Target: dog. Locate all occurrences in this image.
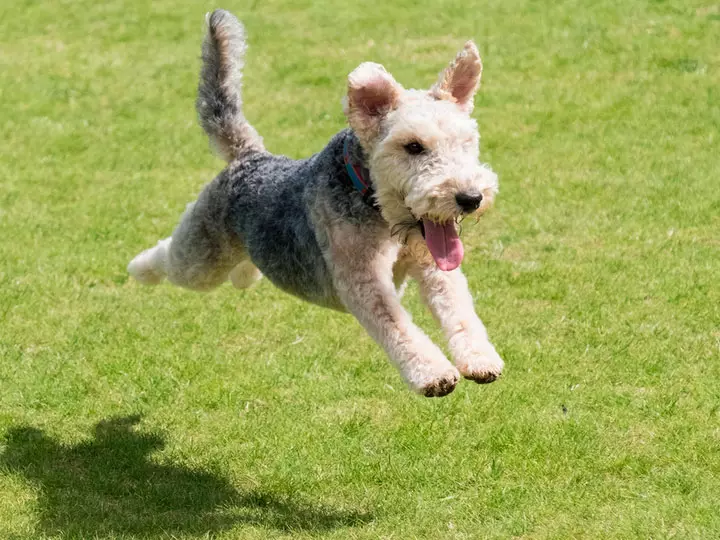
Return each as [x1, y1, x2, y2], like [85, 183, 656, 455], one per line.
[128, 9, 504, 397]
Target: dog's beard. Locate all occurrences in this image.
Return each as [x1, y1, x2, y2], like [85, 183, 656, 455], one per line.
[390, 219, 423, 243]
[389, 217, 463, 242]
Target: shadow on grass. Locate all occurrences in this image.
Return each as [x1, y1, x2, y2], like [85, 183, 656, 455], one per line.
[1, 415, 371, 538]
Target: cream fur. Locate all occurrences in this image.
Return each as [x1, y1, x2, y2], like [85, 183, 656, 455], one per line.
[335, 41, 504, 392]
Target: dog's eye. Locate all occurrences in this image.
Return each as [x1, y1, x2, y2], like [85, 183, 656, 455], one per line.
[403, 142, 425, 155]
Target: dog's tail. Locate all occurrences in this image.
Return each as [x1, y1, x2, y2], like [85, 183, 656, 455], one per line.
[196, 10, 264, 162]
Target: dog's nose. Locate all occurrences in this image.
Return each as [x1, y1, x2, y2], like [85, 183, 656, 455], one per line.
[455, 192, 483, 213]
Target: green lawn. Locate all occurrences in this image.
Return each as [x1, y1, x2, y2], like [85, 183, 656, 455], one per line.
[1, 0, 719, 538]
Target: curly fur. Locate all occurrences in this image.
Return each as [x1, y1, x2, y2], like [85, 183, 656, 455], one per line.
[128, 9, 504, 397]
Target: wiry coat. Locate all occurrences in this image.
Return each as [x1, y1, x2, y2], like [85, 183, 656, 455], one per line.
[128, 10, 504, 397]
[191, 129, 383, 308]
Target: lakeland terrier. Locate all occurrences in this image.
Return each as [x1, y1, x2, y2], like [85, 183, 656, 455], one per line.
[128, 9, 504, 397]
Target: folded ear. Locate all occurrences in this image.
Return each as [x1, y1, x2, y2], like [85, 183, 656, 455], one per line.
[430, 41, 482, 113]
[343, 62, 402, 140]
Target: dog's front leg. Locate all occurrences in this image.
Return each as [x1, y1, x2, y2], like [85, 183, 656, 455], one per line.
[337, 272, 460, 396]
[328, 227, 459, 397]
[409, 258, 504, 384]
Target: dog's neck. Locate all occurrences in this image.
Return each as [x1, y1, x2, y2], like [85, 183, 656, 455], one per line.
[341, 131, 379, 210]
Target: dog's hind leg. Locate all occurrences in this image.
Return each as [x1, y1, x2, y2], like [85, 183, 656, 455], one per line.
[228, 259, 262, 289]
[129, 233, 257, 291]
[129, 179, 246, 292]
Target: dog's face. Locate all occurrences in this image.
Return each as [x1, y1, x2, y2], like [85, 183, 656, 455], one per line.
[343, 42, 498, 271]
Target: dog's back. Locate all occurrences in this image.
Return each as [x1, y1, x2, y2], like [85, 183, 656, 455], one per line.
[223, 129, 382, 309]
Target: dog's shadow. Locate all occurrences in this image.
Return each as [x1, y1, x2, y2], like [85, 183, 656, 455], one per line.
[1, 415, 371, 537]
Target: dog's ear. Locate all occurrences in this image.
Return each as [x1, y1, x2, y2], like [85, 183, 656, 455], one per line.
[430, 41, 482, 113]
[343, 62, 402, 140]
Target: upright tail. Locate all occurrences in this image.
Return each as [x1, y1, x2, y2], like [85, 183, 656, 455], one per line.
[196, 10, 264, 162]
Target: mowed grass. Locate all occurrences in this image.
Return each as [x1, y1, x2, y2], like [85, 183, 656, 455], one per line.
[1, 0, 719, 538]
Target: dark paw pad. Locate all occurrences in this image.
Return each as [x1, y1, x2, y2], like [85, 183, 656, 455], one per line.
[422, 377, 458, 397]
[465, 372, 499, 384]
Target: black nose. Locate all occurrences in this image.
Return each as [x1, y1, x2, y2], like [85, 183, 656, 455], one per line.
[455, 193, 483, 213]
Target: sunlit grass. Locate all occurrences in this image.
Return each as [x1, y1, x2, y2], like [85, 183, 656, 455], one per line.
[1, 0, 719, 538]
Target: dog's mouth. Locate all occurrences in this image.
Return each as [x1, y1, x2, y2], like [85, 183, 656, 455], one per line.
[418, 218, 464, 272]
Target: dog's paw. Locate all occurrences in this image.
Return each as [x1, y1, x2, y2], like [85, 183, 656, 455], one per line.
[128, 238, 170, 285]
[128, 250, 165, 285]
[405, 364, 460, 398]
[455, 345, 504, 384]
[420, 372, 460, 397]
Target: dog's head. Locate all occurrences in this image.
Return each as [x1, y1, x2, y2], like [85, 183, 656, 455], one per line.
[343, 42, 498, 271]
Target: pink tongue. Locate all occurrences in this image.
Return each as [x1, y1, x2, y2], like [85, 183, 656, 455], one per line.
[422, 218, 464, 271]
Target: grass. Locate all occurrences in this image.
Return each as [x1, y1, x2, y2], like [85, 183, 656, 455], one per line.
[1, 0, 718, 538]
